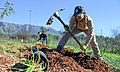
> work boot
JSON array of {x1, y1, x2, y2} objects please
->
[{"x1": 54, "y1": 45, "x2": 63, "y2": 52}]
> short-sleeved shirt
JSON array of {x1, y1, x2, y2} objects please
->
[{"x1": 40, "y1": 33, "x2": 47, "y2": 39}]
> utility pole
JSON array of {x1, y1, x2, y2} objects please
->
[
  {"x1": 101, "y1": 29, "x2": 103, "y2": 36},
  {"x1": 30, "y1": 10, "x2": 32, "y2": 25},
  {"x1": 26, "y1": 10, "x2": 32, "y2": 34}
]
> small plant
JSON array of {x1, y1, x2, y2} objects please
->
[{"x1": 11, "y1": 48, "x2": 48, "y2": 72}]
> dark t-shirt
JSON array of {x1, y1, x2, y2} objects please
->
[
  {"x1": 40, "y1": 33, "x2": 47, "y2": 39},
  {"x1": 37, "y1": 33, "x2": 47, "y2": 41}
]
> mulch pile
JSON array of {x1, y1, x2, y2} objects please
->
[
  {"x1": 40, "y1": 47, "x2": 113, "y2": 72},
  {"x1": 0, "y1": 44, "x2": 115, "y2": 72}
]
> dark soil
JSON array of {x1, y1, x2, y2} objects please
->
[
  {"x1": 40, "y1": 47, "x2": 114, "y2": 72},
  {"x1": 0, "y1": 44, "x2": 115, "y2": 72}
]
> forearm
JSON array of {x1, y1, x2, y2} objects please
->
[
  {"x1": 37, "y1": 37, "x2": 42, "y2": 41},
  {"x1": 85, "y1": 29, "x2": 94, "y2": 47},
  {"x1": 69, "y1": 24, "x2": 74, "y2": 30},
  {"x1": 69, "y1": 16, "x2": 75, "y2": 30},
  {"x1": 85, "y1": 34, "x2": 93, "y2": 47},
  {"x1": 37, "y1": 38, "x2": 41, "y2": 41}
]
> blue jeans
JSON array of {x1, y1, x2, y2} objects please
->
[{"x1": 42, "y1": 38, "x2": 48, "y2": 44}]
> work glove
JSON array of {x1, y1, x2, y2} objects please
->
[
  {"x1": 81, "y1": 45, "x2": 87, "y2": 51},
  {"x1": 64, "y1": 25, "x2": 69, "y2": 30}
]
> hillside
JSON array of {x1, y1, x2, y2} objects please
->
[{"x1": 0, "y1": 22, "x2": 61, "y2": 36}]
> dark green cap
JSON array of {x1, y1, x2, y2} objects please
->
[{"x1": 73, "y1": 6, "x2": 84, "y2": 16}]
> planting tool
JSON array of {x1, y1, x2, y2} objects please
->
[{"x1": 46, "y1": 8, "x2": 86, "y2": 51}]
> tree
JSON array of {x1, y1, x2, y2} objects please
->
[
  {"x1": 40, "y1": 26, "x2": 48, "y2": 33},
  {"x1": 48, "y1": 34, "x2": 54, "y2": 44},
  {"x1": 111, "y1": 27, "x2": 120, "y2": 53},
  {"x1": 0, "y1": 0, "x2": 14, "y2": 19},
  {"x1": 0, "y1": 30, "x2": 5, "y2": 38}
]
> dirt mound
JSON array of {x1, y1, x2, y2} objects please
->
[
  {"x1": 0, "y1": 44, "x2": 114, "y2": 72},
  {"x1": 0, "y1": 51, "x2": 19, "y2": 71},
  {"x1": 40, "y1": 48, "x2": 113, "y2": 72}
]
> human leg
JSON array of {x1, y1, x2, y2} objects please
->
[
  {"x1": 45, "y1": 37, "x2": 48, "y2": 44},
  {"x1": 55, "y1": 27, "x2": 81, "y2": 51},
  {"x1": 42, "y1": 38, "x2": 45, "y2": 44}
]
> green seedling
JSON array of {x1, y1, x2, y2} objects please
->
[{"x1": 11, "y1": 47, "x2": 47, "y2": 72}]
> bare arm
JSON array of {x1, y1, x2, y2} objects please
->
[{"x1": 37, "y1": 34, "x2": 42, "y2": 41}]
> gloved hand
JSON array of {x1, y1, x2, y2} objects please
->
[
  {"x1": 64, "y1": 25, "x2": 69, "y2": 30},
  {"x1": 81, "y1": 45, "x2": 87, "y2": 51}
]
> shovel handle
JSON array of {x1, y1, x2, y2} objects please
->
[{"x1": 54, "y1": 15, "x2": 82, "y2": 47}]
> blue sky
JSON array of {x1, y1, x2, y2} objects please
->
[{"x1": 1, "y1": 0, "x2": 120, "y2": 37}]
